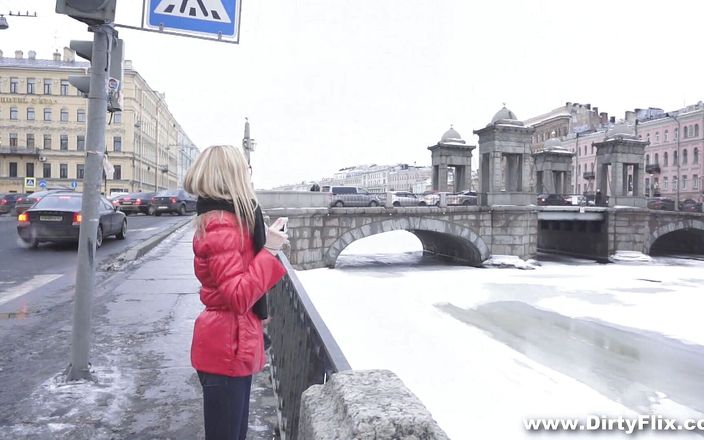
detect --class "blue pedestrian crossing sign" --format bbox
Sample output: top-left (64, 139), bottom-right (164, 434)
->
top-left (146, 0), bottom-right (240, 41)
top-left (39, 179), bottom-right (47, 188)
top-left (24, 177), bottom-right (36, 188)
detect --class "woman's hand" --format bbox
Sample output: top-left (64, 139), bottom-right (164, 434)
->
top-left (264, 217), bottom-right (288, 255)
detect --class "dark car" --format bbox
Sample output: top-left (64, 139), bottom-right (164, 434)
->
top-left (17, 193), bottom-right (126, 248)
top-left (150, 190), bottom-right (196, 216)
top-left (647, 197), bottom-right (676, 211)
top-left (0, 193), bottom-right (25, 215)
top-left (679, 199), bottom-right (703, 213)
top-left (117, 192), bottom-right (156, 215)
top-left (14, 190), bottom-right (73, 214)
top-left (537, 193), bottom-right (569, 206)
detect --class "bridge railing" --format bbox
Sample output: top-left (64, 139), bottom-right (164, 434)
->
top-left (267, 253), bottom-right (352, 440)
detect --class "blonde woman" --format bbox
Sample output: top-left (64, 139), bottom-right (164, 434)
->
top-left (184, 145), bottom-right (288, 440)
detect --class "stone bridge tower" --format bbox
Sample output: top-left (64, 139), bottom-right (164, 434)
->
top-left (427, 126), bottom-right (475, 192)
top-left (593, 123), bottom-right (647, 208)
top-left (474, 106), bottom-right (535, 205)
top-left (532, 137), bottom-right (575, 194)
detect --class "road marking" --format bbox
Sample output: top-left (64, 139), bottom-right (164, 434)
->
top-left (0, 274), bottom-right (63, 306)
top-left (155, 0), bottom-right (231, 23)
top-left (130, 227), bottom-right (159, 232)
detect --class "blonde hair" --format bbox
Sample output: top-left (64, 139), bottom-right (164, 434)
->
top-left (183, 145), bottom-right (258, 237)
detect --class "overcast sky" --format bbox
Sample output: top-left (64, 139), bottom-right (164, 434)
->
top-left (2, 0), bottom-right (704, 189)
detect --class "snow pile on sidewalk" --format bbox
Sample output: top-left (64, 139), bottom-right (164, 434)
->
top-left (609, 251), bottom-right (654, 263)
top-left (482, 254), bottom-right (539, 269)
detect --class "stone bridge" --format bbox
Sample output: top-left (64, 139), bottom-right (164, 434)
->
top-left (258, 191), bottom-right (704, 269)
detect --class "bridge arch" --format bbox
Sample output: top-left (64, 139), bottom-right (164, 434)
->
top-left (324, 217), bottom-right (490, 268)
top-left (645, 218), bottom-right (704, 255)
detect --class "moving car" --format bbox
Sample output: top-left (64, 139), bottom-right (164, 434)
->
top-left (421, 191), bottom-right (478, 206)
top-left (647, 197), bottom-right (676, 211)
top-left (679, 198), bottom-right (703, 213)
top-left (389, 191), bottom-right (421, 207)
top-left (0, 193), bottom-right (25, 215)
top-left (17, 192), bottom-right (127, 248)
top-left (14, 190), bottom-right (72, 214)
top-left (537, 193), bottom-right (569, 206)
top-left (327, 186), bottom-right (381, 207)
top-left (150, 190), bottom-right (197, 216)
top-left (117, 192), bottom-right (156, 215)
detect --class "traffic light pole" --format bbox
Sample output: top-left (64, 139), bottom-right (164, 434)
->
top-left (66, 23), bottom-right (113, 381)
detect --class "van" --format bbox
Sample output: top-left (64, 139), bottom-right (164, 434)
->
top-left (328, 186), bottom-right (381, 207)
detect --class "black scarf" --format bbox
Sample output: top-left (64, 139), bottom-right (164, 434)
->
top-left (196, 197), bottom-right (268, 319)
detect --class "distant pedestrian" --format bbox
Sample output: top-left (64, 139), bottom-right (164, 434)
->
top-left (184, 145), bottom-right (288, 440)
top-left (595, 189), bottom-right (603, 206)
top-left (310, 183), bottom-right (320, 191)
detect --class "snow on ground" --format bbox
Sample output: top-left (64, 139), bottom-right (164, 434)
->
top-left (296, 231), bottom-right (704, 439)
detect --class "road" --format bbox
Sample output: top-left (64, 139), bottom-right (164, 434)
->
top-left (0, 212), bottom-right (194, 426)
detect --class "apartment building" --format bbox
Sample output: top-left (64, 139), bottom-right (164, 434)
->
top-left (0, 48), bottom-right (197, 195)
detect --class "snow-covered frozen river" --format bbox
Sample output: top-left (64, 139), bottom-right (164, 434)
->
top-left (296, 231), bottom-right (704, 439)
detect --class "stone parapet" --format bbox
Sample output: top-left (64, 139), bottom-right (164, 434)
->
top-left (298, 370), bottom-right (450, 440)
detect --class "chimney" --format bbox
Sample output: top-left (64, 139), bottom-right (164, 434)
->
top-left (124, 59), bottom-right (133, 70)
top-left (63, 47), bottom-right (75, 62)
top-left (28, 50), bottom-right (36, 60)
top-left (600, 112), bottom-right (608, 125)
top-left (566, 102), bottom-right (572, 107)
top-left (15, 50), bottom-right (23, 59)
top-left (586, 103), bottom-right (591, 110)
top-left (625, 111), bottom-right (636, 122)
top-left (593, 106), bottom-right (598, 115)
top-left (609, 116), bottom-right (616, 124)
top-left (53, 50), bottom-right (61, 61)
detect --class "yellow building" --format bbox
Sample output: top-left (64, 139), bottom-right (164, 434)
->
top-left (0, 48), bottom-right (198, 195)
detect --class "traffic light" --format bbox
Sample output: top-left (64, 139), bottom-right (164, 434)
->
top-left (55, 0), bottom-right (116, 24)
top-left (67, 37), bottom-right (124, 112)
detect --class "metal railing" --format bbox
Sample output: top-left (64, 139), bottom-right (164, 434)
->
top-left (268, 253), bottom-right (351, 440)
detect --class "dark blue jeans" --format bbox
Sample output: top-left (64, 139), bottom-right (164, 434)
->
top-left (198, 371), bottom-right (253, 440)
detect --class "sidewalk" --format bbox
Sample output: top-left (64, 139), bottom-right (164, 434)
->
top-left (1, 224), bottom-right (279, 440)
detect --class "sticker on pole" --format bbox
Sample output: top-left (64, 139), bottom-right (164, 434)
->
top-left (146, 0), bottom-right (240, 41)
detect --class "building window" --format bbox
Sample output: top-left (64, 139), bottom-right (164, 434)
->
top-left (27, 134), bottom-right (35, 148)
top-left (77, 164), bottom-right (85, 179)
top-left (113, 136), bottom-right (122, 152)
top-left (60, 108), bottom-right (69, 122)
top-left (10, 107), bottom-right (18, 120)
top-left (655, 153), bottom-right (659, 164)
top-left (673, 150), bottom-right (678, 165)
top-left (664, 130), bottom-right (669, 141)
top-left (26, 162), bottom-right (34, 178)
top-left (655, 132), bottom-right (659, 143)
top-left (682, 149), bottom-right (688, 165)
top-left (9, 133), bottom-right (18, 147)
top-left (682, 175), bottom-right (687, 190)
top-left (114, 165), bottom-right (122, 180)
top-left (9, 162), bottom-right (18, 177)
top-left (60, 80), bottom-right (69, 95)
top-left (674, 128), bottom-right (679, 140)
top-left (43, 163), bottom-right (51, 178)
top-left (114, 112), bottom-right (122, 123)
top-left (44, 108), bottom-right (52, 121)
top-left (684, 126), bottom-right (688, 138)
top-left (584, 146), bottom-right (587, 156)
top-left (663, 177), bottom-right (669, 191)
top-left (77, 109), bottom-right (86, 122)
top-left (672, 176), bottom-right (678, 191)
top-left (694, 175), bottom-right (700, 190)
top-left (27, 78), bottom-right (36, 94)
top-left (694, 148), bottom-right (699, 164)
top-left (77, 135), bottom-right (85, 151)
top-left (591, 162), bottom-right (594, 172)
top-left (60, 164), bottom-right (68, 179)
top-left (60, 135), bottom-right (68, 150)
top-left (44, 79), bottom-right (52, 94)
top-left (44, 134), bottom-right (52, 149)
top-left (10, 77), bottom-right (18, 94)
top-left (645, 178), bottom-right (650, 196)
top-left (664, 152), bottom-right (669, 166)
top-left (27, 107), bottom-right (36, 120)
top-left (645, 154), bottom-right (650, 165)
top-left (696, 124), bottom-right (700, 137)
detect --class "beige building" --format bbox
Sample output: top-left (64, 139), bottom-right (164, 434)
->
top-left (0, 48), bottom-right (197, 195)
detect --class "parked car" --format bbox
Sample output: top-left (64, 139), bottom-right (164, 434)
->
top-left (679, 198), bottom-right (703, 213)
top-left (389, 191), bottom-right (421, 207)
top-left (421, 191), bottom-right (477, 206)
top-left (647, 197), bottom-right (676, 211)
top-left (14, 190), bottom-right (73, 214)
top-left (0, 193), bottom-right (25, 215)
top-left (537, 193), bottom-right (569, 206)
top-left (117, 192), bottom-right (156, 215)
top-left (150, 190), bottom-right (197, 216)
top-left (17, 192), bottom-right (126, 248)
top-left (327, 186), bottom-right (381, 207)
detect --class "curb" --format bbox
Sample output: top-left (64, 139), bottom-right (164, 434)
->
top-left (101, 217), bottom-right (193, 271)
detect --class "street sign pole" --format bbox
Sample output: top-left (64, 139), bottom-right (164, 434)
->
top-left (66, 23), bottom-right (113, 382)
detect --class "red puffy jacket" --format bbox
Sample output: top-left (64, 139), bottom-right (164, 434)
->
top-left (191, 211), bottom-right (286, 377)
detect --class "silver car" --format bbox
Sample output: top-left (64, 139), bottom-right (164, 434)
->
top-left (389, 191), bottom-right (421, 207)
top-left (329, 186), bottom-right (381, 207)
